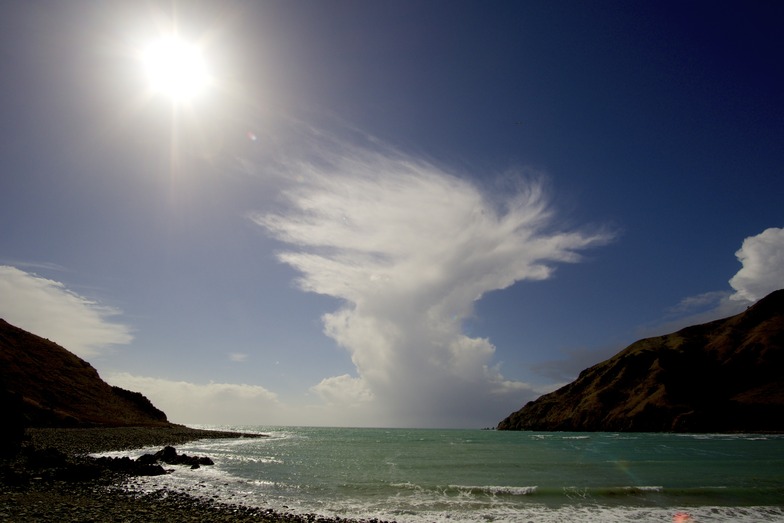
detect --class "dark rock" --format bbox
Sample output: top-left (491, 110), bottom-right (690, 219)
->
top-left (52, 462), bottom-right (101, 482)
top-left (94, 455), bottom-right (167, 476)
top-left (24, 447), bottom-right (67, 468)
top-left (0, 378), bottom-right (26, 455)
top-left (498, 289), bottom-right (784, 432)
top-left (155, 445), bottom-right (179, 463)
top-left (136, 453), bottom-right (158, 465)
top-left (138, 464), bottom-right (167, 476)
top-left (142, 446), bottom-right (215, 468)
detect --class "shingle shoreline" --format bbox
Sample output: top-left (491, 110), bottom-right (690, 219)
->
top-left (25, 425), bottom-right (264, 455)
top-left (0, 426), bottom-right (394, 523)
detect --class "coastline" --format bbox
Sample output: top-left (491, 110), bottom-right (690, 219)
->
top-left (0, 426), bottom-right (393, 523)
top-left (25, 425), bottom-right (266, 455)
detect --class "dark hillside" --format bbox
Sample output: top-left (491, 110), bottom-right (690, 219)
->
top-left (498, 289), bottom-right (784, 432)
top-left (0, 319), bottom-right (168, 427)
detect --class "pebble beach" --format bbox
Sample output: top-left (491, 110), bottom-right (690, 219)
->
top-left (0, 426), bottom-right (392, 523)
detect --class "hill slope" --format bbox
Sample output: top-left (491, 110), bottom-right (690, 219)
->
top-left (0, 319), bottom-right (168, 427)
top-left (498, 289), bottom-right (784, 432)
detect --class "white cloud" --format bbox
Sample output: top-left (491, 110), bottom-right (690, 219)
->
top-left (667, 291), bottom-right (731, 315)
top-left (249, 136), bottom-right (613, 427)
top-left (106, 372), bottom-right (281, 425)
top-left (106, 371), bottom-right (383, 427)
top-left (532, 227), bottom-right (784, 388)
top-left (650, 227), bottom-right (784, 338)
top-left (730, 227), bottom-right (784, 302)
top-left (229, 352), bottom-right (249, 362)
top-left (311, 374), bottom-right (374, 406)
top-left (0, 265), bottom-right (132, 358)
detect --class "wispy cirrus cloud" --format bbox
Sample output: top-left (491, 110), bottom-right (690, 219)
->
top-left (0, 259), bottom-right (69, 273)
top-left (248, 134), bottom-right (614, 427)
top-left (0, 265), bottom-right (132, 358)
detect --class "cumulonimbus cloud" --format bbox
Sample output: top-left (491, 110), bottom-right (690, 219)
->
top-left (249, 137), bottom-right (613, 427)
top-left (730, 227), bottom-right (784, 302)
top-left (0, 265), bottom-right (132, 358)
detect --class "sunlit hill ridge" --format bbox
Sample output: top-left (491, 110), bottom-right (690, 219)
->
top-left (498, 289), bottom-right (784, 432)
top-left (0, 319), bottom-right (168, 428)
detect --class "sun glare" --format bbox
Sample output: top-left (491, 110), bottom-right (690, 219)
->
top-left (142, 36), bottom-right (209, 102)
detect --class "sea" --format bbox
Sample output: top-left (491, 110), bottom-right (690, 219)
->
top-left (97, 426), bottom-right (784, 522)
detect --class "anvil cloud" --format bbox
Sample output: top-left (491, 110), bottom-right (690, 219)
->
top-left (251, 141), bottom-right (613, 427)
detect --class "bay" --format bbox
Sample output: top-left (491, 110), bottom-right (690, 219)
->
top-left (102, 427), bottom-right (784, 522)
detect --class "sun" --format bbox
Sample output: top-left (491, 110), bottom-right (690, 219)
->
top-left (142, 36), bottom-right (209, 102)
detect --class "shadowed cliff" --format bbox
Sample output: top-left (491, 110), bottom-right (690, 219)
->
top-left (498, 289), bottom-right (784, 432)
top-left (0, 318), bottom-right (168, 428)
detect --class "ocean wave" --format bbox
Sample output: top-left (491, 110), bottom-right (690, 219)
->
top-left (389, 482), bottom-right (539, 497)
top-left (224, 454), bottom-right (284, 465)
top-left (310, 502), bottom-right (784, 523)
top-left (109, 426), bottom-right (784, 523)
top-left (120, 465), bottom-right (784, 523)
top-left (389, 481), bottom-right (425, 491)
top-left (672, 433), bottom-right (782, 442)
top-left (448, 484), bottom-right (538, 496)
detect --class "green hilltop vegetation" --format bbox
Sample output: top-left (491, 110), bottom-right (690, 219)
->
top-left (498, 289), bottom-right (784, 432)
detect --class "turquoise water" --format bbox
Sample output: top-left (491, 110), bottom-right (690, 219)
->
top-left (105, 427), bottom-right (784, 522)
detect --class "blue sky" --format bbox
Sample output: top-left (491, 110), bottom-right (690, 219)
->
top-left (1, 1), bottom-right (782, 428)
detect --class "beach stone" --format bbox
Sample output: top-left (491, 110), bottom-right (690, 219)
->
top-left (136, 453), bottom-right (157, 465)
top-left (155, 446), bottom-right (179, 463)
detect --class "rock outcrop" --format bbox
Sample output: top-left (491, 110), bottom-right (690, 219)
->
top-left (137, 445), bottom-right (215, 469)
top-left (498, 289), bottom-right (784, 432)
top-left (0, 318), bottom-right (168, 428)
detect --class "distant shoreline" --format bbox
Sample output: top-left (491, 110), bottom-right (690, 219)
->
top-left (25, 424), bottom-right (265, 455)
top-left (1, 425), bottom-right (393, 523)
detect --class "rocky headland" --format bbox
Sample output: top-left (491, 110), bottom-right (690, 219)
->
top-left (0, 318), bottom-right (171, 430)
top-left (498, 289), bottom-right (784, 432)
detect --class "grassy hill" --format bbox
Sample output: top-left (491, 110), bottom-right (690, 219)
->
top-left (0, 319), bottom-right (168, 428)
top-left (498, 289), bottom-right (784, 432)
